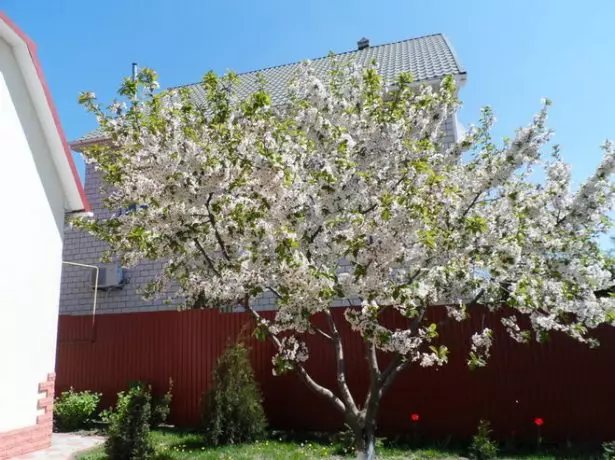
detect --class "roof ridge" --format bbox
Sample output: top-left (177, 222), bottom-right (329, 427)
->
top-left (71, 32), bottom-right (465, 149)
top-left (170, 33), bottom-right (447, 90)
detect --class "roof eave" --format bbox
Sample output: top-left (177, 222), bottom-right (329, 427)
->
top-left (0, 11), bottom-right (90, 213)
top-left (70, 137), bottom-right (106, 153)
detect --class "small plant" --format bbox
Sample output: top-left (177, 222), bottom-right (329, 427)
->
top-left (410, 412), bottom-right (421, 445)
top-left (469, 419), bottom-right (498, 460)
top-left (202, 342), bottom-right (267, 446)
top-left (101, 379), bottom-right (173, 429)
top-left (99, 389), bottom-right (130, 425)
top-left (53, 387), bottom-right (101, 432)
top-left (332, 424), bottom-right (356, 456)
top-left (105, 383), bottom-right (154, 460)
top-left (151, 378), bottom-right (173, 428)
top-left (99, 407), bottom-right (114, 425)
top-left (534, 416), bottom-right (544, 447)
top-left (603, 441), bottom-right (615, 460)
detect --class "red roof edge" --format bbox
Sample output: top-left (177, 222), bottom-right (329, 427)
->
top-left (0, 11), bottom-right (90, 212)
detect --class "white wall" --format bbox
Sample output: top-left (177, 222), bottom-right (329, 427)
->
top-left (0, 38), bottom-right (65, 431)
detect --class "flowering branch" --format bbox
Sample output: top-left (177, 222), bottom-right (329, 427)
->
top-left (242, 296), bottom-right (346, 414)
top-left (74, 58), bottom-right (615, 459)
top-left (324, 310), bottom-right (359, 417)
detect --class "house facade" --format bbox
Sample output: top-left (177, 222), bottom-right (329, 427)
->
top-left (0, 12), bottom-right (89, 459)
top-left (60, 33), bottom-right (467, 316)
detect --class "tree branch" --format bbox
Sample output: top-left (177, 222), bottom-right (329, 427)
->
top-left (362, 341), bottom-right (381, 419)
top-left (311, 324), bottom-right (334, 341)
top-left (379, 355), bottom-right (402, 389)
top-left (365, 342), bottom-right (380, 380)
top-left (307, 225), bottom-right (323, 244)
top-left (293, 364), bottom-right (347, 415)
top-left (377, 304), bottom-right (426, 394)
top-left (358, 173), bottom-right (408, 216)
top-left (471, 288), bottom-right (486, 305)
top-left (460, 190), bottom-right (483, 220)
top-left (205, 193), bottom-right (231, 261)
top-left (359, 203), bottom-right (378, 215)
top-left (193, 238), bottom-right (221, 277)
top-left (380, 357), bottom-right (411, 395)
top-left (263, 287), bottom-right (333, 340)
top-left (324, 309), bottom-right (359, 417)
top-left (242, 296), bottom-right (347, 415)
top-left (266, 286), bottom-right (283, 299)
top-left (363, 341), bottom-right (385, 442)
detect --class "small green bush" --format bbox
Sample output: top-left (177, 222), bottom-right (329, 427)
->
top-left (151, 378), bottom-right (173, 428)
top-left (53, 387), bottom-right (101, 432)
top-left (105, 383), bottom-right (154, 460)
top-left (202, 343), bottom-right (267, 446)
top-left (101, 379), bottom-right (173, 429)
top-left (603, 441), bottom-right (615, 460)
top-left (332, 425), bottom-right (355, 456)
top-left (99, 390), bottom-right (129, 425)
top-left (469, 419), bottom-right (498, 460)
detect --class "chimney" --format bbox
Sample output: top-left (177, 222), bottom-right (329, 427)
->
top-left (357, 37), bottom-right (369, 50)
top-left (131, 62), bottom-right (138, 81)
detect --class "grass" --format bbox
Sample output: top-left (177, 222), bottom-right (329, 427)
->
top-left (76, 429), bottom-right (604, 460)
top-left (76, 430), bottom-right (458, 460)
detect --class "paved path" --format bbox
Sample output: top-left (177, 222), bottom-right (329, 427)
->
top-left (11, 433), bottom-right (104, 459)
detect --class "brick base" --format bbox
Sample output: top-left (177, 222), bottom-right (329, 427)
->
top-left (0, 373), bottom-right (55, 459)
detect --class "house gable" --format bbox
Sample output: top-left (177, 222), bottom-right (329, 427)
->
top-left (0, 11), bottom-right (89, 213)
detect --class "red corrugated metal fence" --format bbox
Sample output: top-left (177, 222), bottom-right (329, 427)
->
top-left (56, 308), bottom-right (615, 442)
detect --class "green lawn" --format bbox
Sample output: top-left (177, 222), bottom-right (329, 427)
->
top-left (76, 430), bottom-right (602, 459)
top-left (76, 430), bottom-right (458, 459)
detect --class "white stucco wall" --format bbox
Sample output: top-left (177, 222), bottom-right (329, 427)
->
top-left (0, 38), bottom-right (65, 431)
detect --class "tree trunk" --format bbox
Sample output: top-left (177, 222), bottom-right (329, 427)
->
top-left (352, 421), bottom-right (376, 460)
top-left (243, 301), bottom-right (404, 460)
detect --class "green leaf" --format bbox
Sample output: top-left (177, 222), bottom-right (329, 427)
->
top-left (252, 325), bottom-right (267, 341)
top-left (465, 216), bottom-right (488, 234)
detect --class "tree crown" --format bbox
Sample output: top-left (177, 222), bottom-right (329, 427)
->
top-left (75, 58), bottom-right (615, 370)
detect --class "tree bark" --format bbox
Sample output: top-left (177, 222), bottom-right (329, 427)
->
top-left (324, 310), bottom-right (359, 418)
top-left (243, 297), bottom-right (401, 460)
top-left (356, 343), bottom-right (385, 460)
top-left (357, 428), bottom-right (376, 460)
top-left (349, 416), bottom-right (376, 460)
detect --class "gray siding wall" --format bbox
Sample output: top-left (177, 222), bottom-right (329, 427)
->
top-left (60, 163), bottom-right (172, 315)
top-left (59, 115), bottom-right (458, 316)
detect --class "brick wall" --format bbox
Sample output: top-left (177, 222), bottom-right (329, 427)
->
top-left (60, 162), bottom-right (173, 316)
top-left (60, 115), bottom-right (459, 316)
top-left (0, 373), bottom-right (54, 459)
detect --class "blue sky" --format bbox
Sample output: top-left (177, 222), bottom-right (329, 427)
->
top-left (3, 1), bottom-right (614, 196)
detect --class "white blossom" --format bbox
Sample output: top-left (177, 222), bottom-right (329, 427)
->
top-left (272, 336), bottom-right (309, 376)
top-left (501, 316), bottom-right (530, 343)
top-left (75, 60), bottom-right (615, 374)
top-left (469, 328), bottom-right (494, 368)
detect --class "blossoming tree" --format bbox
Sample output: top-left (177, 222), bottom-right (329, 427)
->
top-left (75, 60), bottom-right (615, 459)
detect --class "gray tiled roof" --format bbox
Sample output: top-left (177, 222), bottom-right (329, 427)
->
top-left (72, 33), bottom-right (465, 148)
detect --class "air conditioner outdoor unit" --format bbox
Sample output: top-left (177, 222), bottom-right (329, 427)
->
top-left (92, 263), bottom-right (125, 289)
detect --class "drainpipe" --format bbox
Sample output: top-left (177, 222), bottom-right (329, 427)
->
top-left (62, 261), bottom-right (99, 342)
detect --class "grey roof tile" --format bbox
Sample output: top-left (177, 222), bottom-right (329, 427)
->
top-left (72, 33), bottom-right (464, 147)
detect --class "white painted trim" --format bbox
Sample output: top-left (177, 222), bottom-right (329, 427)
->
top-left (0, 19), bottom-right (85, 212)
